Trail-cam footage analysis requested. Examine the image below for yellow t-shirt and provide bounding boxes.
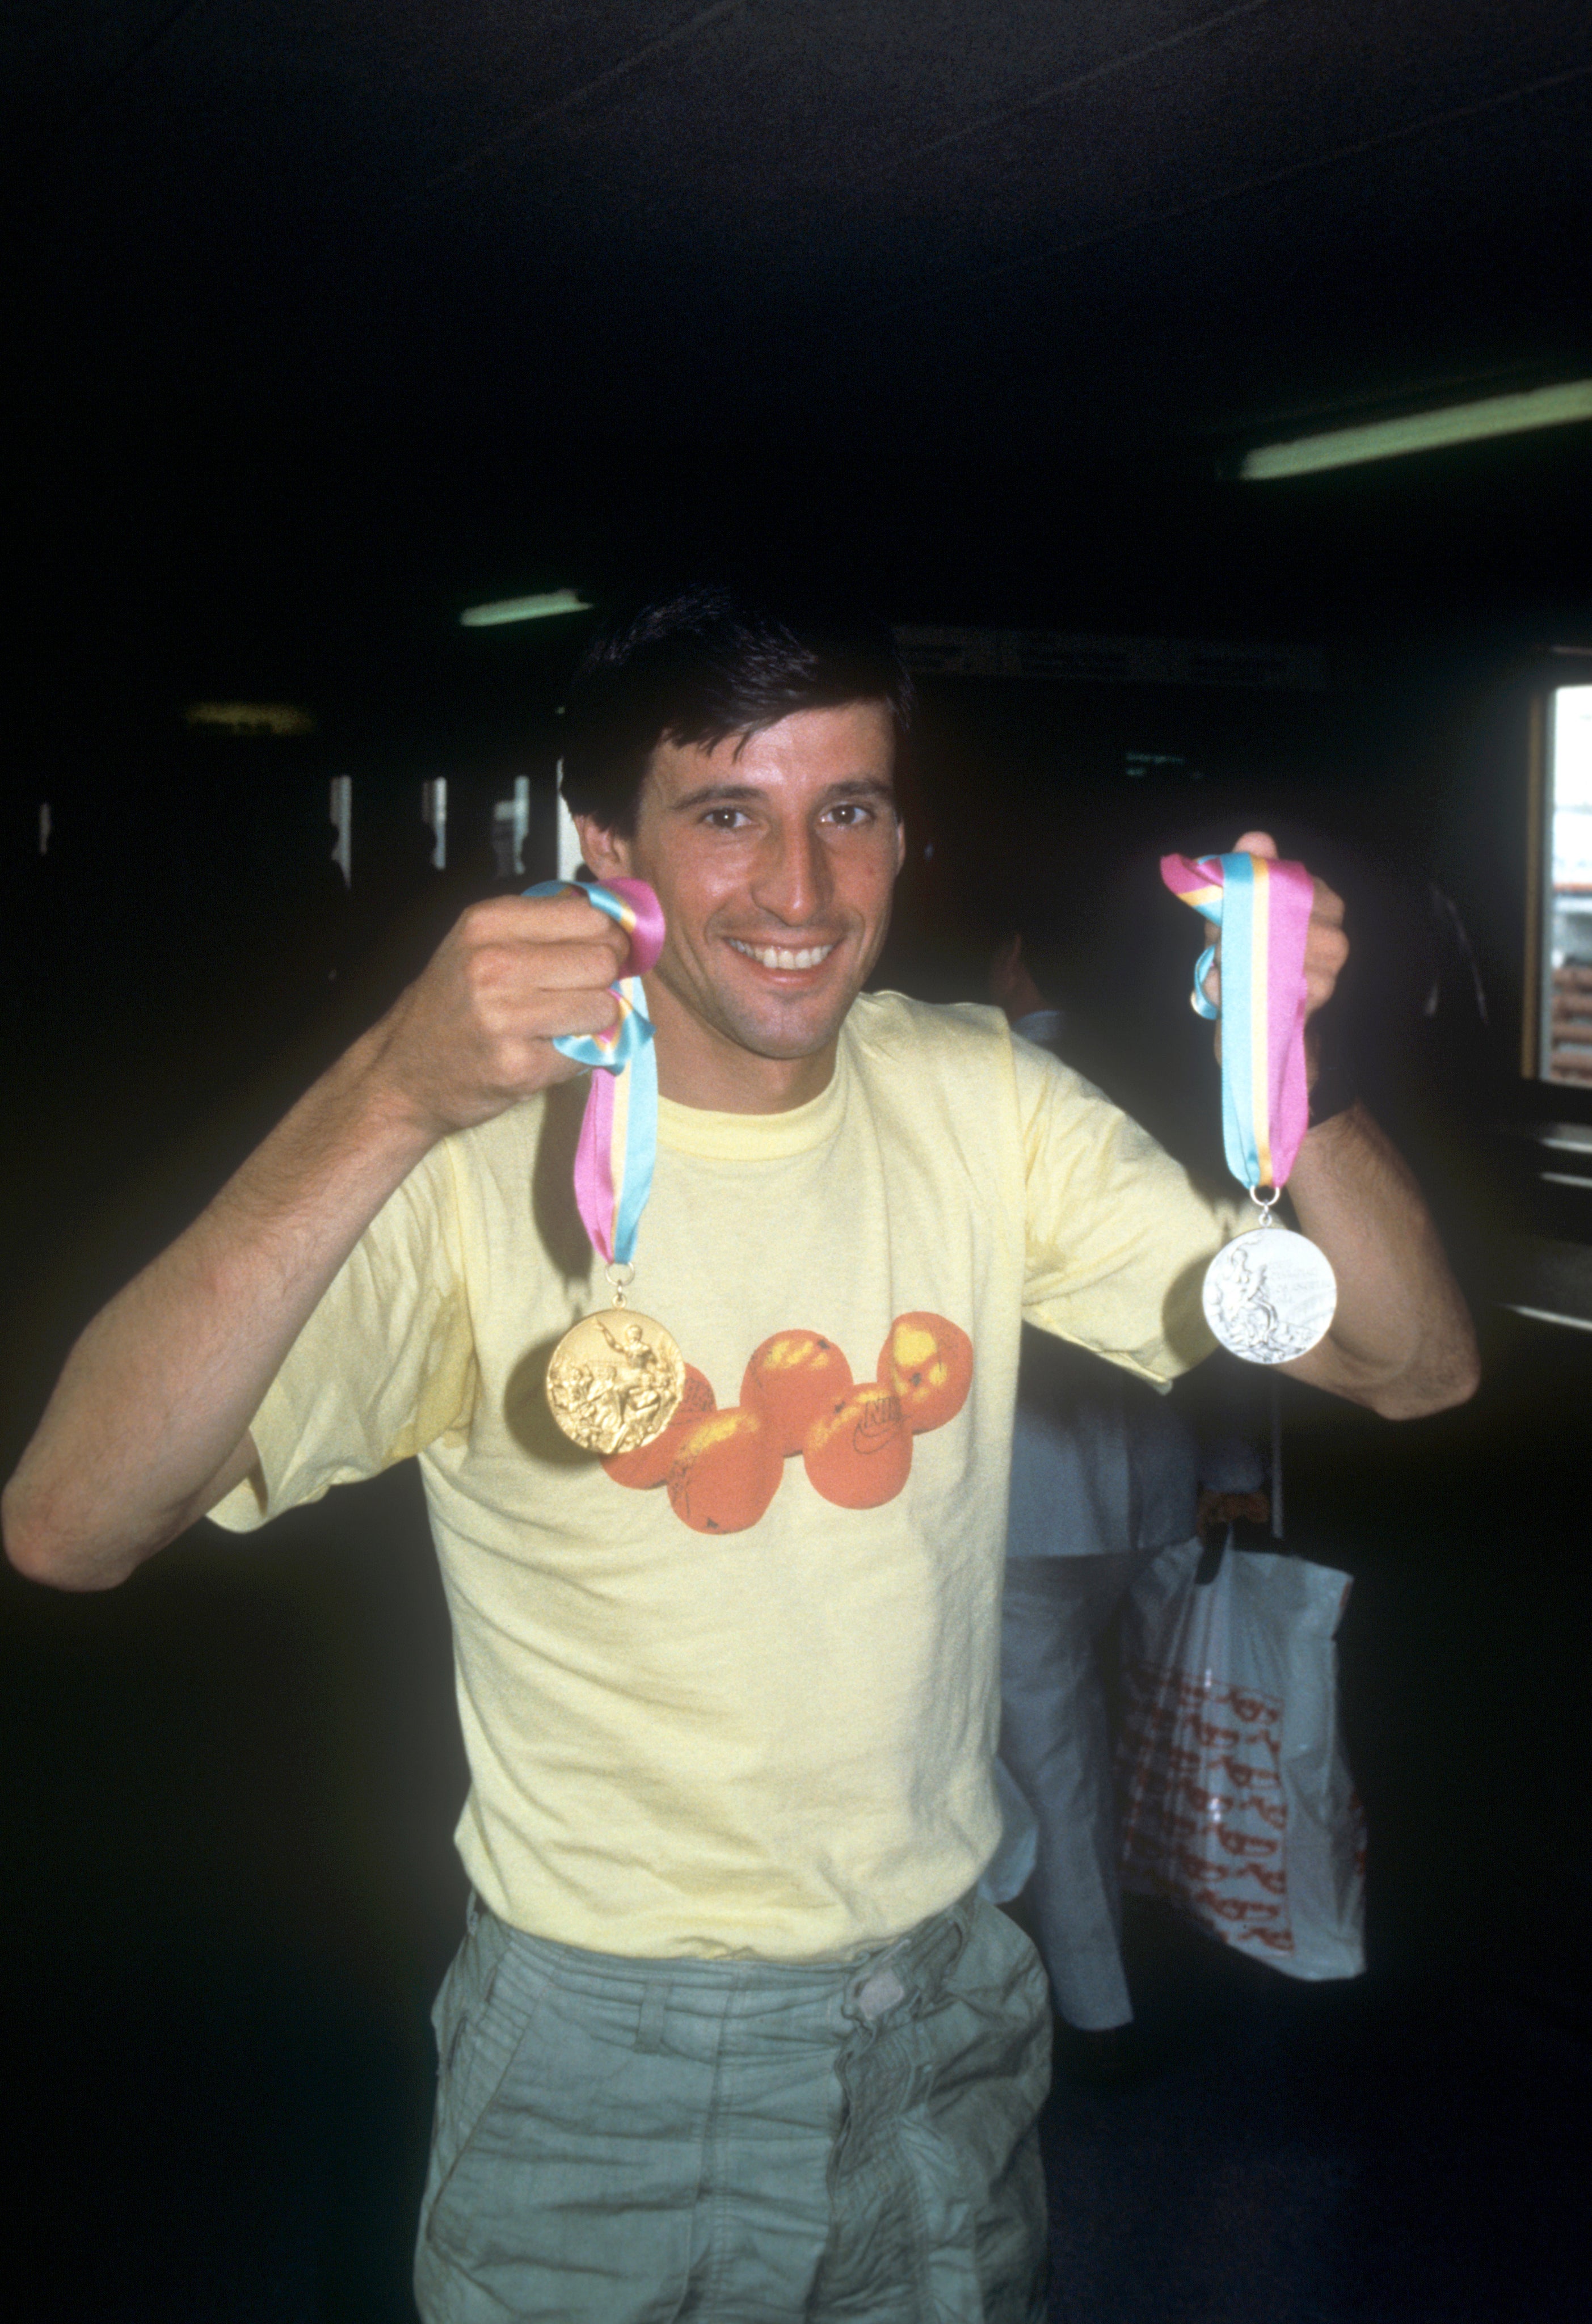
[210,992,1238,1961]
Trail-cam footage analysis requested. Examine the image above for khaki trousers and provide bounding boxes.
[414,1891,1051,2324]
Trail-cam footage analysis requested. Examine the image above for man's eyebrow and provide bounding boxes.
[668,777,897,813]
[826,778,897,803]
[669,781,763,812]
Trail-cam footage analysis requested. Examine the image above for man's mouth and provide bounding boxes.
[727,937,839,972]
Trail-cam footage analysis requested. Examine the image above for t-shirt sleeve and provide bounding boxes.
[1013,1035,1245,1386]
[207,1142,478,1533]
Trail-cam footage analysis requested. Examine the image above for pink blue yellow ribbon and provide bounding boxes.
[523,877,667,1265]
[1160,851,1315,1190]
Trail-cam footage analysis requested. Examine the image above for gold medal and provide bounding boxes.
[546,1264,685,1456]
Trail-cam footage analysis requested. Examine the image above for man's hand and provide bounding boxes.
[367,890,629,1136]
[1184,831,1477,1418]
[1198,831,1349,1076]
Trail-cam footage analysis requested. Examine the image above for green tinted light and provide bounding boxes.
[1240,380,1592,480]
[460,589,591,627]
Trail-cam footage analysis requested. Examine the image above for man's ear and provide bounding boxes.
[573,816,631,881]
[894,816,907,879]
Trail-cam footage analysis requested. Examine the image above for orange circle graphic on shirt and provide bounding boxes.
[803,1386,913,1509]
[877,1311,973,1434]
[603,1365,718,1490]
[666,1406,784,1534]
[740,1330,854,1457]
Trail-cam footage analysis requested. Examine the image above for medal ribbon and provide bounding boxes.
[522,877,667,1265]
[1160,851,1315,1190]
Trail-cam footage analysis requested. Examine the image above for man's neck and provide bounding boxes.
[647,991,841,1115]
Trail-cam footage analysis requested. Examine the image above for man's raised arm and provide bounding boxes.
[1280,1100,1479,1417]
[1200,831,1479,1421]
[3,891,626,1592]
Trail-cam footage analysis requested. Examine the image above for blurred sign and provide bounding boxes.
[892,628,1326,689]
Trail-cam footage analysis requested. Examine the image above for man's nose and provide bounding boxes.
[752,822,831,924]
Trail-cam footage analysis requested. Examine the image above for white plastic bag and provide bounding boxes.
[1116,1535,1366,1979]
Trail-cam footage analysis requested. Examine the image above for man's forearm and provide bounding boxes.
[1279,1102,1479,1418]
[2,1025,439,1590]
[5,887,629,1591]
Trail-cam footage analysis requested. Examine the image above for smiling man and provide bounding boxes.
[582,697,904,1108]
[5,580,1477,2324]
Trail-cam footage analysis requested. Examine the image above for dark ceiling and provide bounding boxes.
[11,2,1592,717]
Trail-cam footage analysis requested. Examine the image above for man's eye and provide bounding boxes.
[826,803,872,827]
[702,807,747,830]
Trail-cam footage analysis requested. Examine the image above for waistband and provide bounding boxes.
[469,1889,978,2027]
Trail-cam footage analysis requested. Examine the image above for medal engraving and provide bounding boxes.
[546,1307,685,1455]
[1202,1226,1337,1366]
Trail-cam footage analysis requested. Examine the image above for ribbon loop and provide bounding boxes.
[523,877,667,1265]
[1160,851,1315,1190]
[1190,944,1220,1022]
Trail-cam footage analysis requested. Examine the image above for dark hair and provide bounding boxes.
[558,580,914,836]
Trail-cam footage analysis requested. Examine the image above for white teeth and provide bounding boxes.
[730,939,837,971]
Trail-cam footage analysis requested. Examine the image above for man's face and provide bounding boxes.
[576,700,904,1106]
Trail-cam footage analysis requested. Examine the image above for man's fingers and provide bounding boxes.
[1224,831,1347,1013]
[376,889,643,1132]
[471,970,622,1043]
[1227,830,1345,928]
[467,889,624,939]
[506,938,633,992]
[1303,920,1350,1015]
[1233,828,1278,860]
[541,983,624,1036]
[458,891,632,972]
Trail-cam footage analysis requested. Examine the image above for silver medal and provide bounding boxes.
[1202,1219,1337,1366]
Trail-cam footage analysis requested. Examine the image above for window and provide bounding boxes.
[556,790,585,884]
[329,775,352,885]
[1539,685,1592,1085]
[421,778,448,871]
[491,775,532,880]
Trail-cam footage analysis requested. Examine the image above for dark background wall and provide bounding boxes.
[5,6,1591,2317]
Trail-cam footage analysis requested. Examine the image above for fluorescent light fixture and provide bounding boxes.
[185,701,317,735]
[1240,380,1592,481]
[460,588,591,628]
